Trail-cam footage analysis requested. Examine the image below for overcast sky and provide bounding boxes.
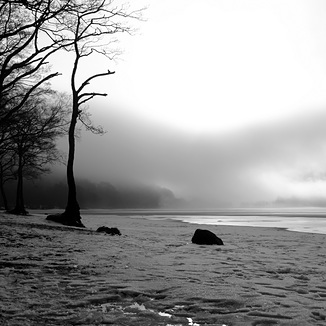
[53,0,326,206]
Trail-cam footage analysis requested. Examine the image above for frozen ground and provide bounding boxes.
[1,212,326,325]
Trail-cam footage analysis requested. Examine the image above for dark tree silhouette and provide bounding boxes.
[0,0,75,129]
[0,101,16,210]
[0,149,15,210]
[0,2,73,210]
[47,0,143,227]
[6,93,66,215]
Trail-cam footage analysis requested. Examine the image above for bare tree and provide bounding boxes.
[47,0,143,227]
[7,92,67,215]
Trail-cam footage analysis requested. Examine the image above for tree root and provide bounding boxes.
[46,212,85,228]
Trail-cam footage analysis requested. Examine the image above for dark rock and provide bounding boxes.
[191,229,224,245]
[97,226,121,236]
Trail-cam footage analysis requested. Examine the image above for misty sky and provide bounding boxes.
[52,0,326,206]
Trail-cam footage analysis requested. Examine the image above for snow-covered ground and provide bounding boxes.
[1,212,326,325]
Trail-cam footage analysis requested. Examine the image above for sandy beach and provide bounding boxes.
[0,212,326,326]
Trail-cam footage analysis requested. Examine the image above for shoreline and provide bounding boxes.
[27,208,326,235]
[79,207,326,218]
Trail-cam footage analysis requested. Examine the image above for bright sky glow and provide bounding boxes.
[97,0,326,133]
[52,0,326,205]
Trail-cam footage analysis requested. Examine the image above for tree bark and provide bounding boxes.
[47,41,86,227]
[0,163,10,211]
[62,100,84,227]
[0,179,9,211]
[47,100,85,227]
[10,154,28,215]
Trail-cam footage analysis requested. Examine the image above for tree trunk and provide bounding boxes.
[47,101,85,227]
[62,101,84,226]
[10,154,28,215]
[47,43,86,227]
[0,178,9,211]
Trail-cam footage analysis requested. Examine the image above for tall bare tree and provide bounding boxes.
[47,0,143,227]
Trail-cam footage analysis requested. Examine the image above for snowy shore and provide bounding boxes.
[1,212,326,325]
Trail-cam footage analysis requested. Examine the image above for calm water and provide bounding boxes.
[64,207,326,235]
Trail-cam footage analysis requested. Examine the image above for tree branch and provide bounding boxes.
[78,92,107,106]
[1,72,60,123]
[77,69,115,94]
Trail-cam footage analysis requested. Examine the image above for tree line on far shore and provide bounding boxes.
[0,177,183,210]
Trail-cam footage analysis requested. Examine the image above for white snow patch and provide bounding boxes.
[158,311,172,318]
[187,317,200,326]
[129,302,147,311]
